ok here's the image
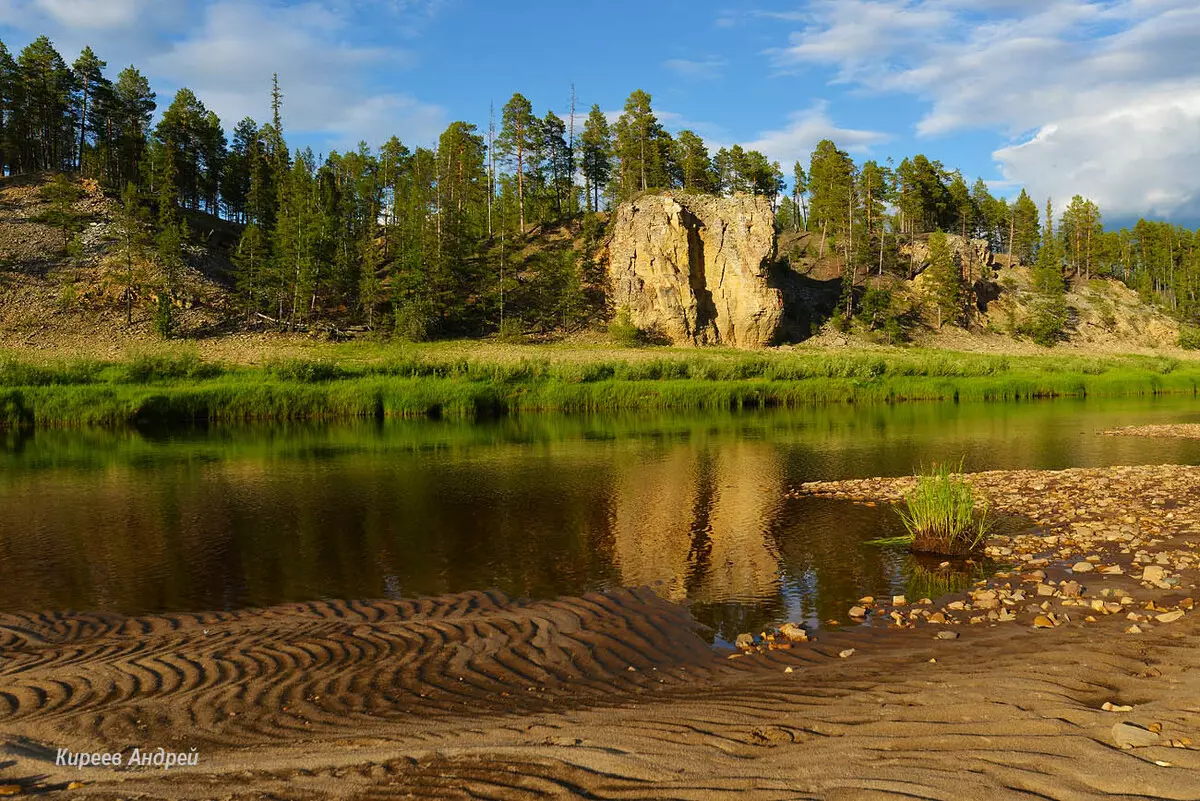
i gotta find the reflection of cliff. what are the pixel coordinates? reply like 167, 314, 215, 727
611, 443, 784, 605
610, 449, 699, 601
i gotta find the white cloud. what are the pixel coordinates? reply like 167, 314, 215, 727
33, 0, 149, 28
0, 0, 446, 150
745, 101, 889, 167
664, 57, 727, 80
766, 0, 1200, 221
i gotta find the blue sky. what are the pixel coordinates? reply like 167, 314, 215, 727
2, 0, 1198, 226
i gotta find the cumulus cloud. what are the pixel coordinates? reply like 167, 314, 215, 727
32, 0, 150, 28
0, 0, 447, 150
765, 0, 1200, 221
744, 101, 889, 167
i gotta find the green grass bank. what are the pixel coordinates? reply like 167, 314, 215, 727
2, 345, 1198, 429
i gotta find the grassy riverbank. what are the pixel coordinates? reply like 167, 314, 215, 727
2, 344, 1198, 428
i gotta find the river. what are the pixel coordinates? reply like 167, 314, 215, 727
2, 396, 1198, 642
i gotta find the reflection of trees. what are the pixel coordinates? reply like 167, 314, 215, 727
768, 498, 904, 627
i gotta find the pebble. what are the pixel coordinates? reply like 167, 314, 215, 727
778, 622, 808, 642
1072, 562, 1095, 573
1143, 565, 1166, 583
1112, 721, 1161, 748
1102, 702, 1134, 712
892, 595, 907, 606
848, 606, 867, 618
838, 649, 856, 658
1155, 610, 1185, 623
935, 631, 959, 640
735, 633, 754, 650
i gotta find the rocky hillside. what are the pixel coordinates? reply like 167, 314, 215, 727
0, 175, 1185, 354
0, 173, 237, 349
598, 191, 1183, 352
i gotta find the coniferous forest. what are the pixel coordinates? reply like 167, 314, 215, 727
3, 34, 1199, 342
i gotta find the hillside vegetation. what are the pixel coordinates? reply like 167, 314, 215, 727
1, 32, 1198, 358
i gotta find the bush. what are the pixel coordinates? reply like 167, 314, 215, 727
1179, 326, 1200, 351
393, 302, 434, 342
894, 461, 991, 555
264, 358, 347, 383
498, 317, 526, 343
1020, 298, 1068, 347
119, 351, 223, 382
154, 292, 174, 339
609, 307, 644, 347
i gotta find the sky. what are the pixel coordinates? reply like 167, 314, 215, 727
1, 0, 1198, 227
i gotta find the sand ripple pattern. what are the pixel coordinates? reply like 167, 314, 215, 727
0, 587, 716, 751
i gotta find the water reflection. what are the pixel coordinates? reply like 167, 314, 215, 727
1, 396, 1199, 639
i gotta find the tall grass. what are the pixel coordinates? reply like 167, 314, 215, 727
891, 461, 992, 555
1, 345, 1199, 429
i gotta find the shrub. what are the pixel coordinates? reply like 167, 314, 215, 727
393, 302, 434, 342
264, 358, 346, 383
609, 307, 643, 347
1179, 326, 1200, 351
119, 351, 223, 382
893, 461, 991, 555
498, 317, 526, 343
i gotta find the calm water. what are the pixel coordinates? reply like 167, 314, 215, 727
2, 396, 1199, 642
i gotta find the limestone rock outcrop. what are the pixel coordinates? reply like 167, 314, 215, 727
900, 234, 995, 280
603, 193, 783, 347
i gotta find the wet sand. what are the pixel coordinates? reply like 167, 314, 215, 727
2, 464, 1200, 799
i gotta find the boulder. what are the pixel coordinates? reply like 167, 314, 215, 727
603, 193, 783, 347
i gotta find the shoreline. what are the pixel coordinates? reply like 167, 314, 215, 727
1, 462, 1199, 798
3, 346, 1199, 429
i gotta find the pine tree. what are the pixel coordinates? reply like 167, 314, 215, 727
947, 171, 974, 242
808, 139, 854, 261
613, 89, 671, 200
14, 36, 75, 172
0, 41, 14, 173
233, 222, 267, 318
112, 182, 150, 325
71, 46, 106, 172
1027, 197, 1067, 345
579, 104, 611, 213
1011, 189, 1040, 265
791, 161, 808, 231
925, 230, 961, 328
40, 172, 83, 249
111, 66, 155, 188
674, 129, 713, 192
497, 93, 537, 232
542, 111, 571, 217
859, 160, 893, 275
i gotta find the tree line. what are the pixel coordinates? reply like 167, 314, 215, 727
2, 33, 1198, 343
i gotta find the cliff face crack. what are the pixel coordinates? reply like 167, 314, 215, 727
683, 207, 718, 344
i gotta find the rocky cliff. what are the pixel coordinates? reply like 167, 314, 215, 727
603, 193, 784, 348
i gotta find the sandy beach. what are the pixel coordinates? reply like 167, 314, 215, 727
2, 463, 1199, 799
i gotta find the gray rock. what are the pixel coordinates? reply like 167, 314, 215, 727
1112, 721, 1160, 748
